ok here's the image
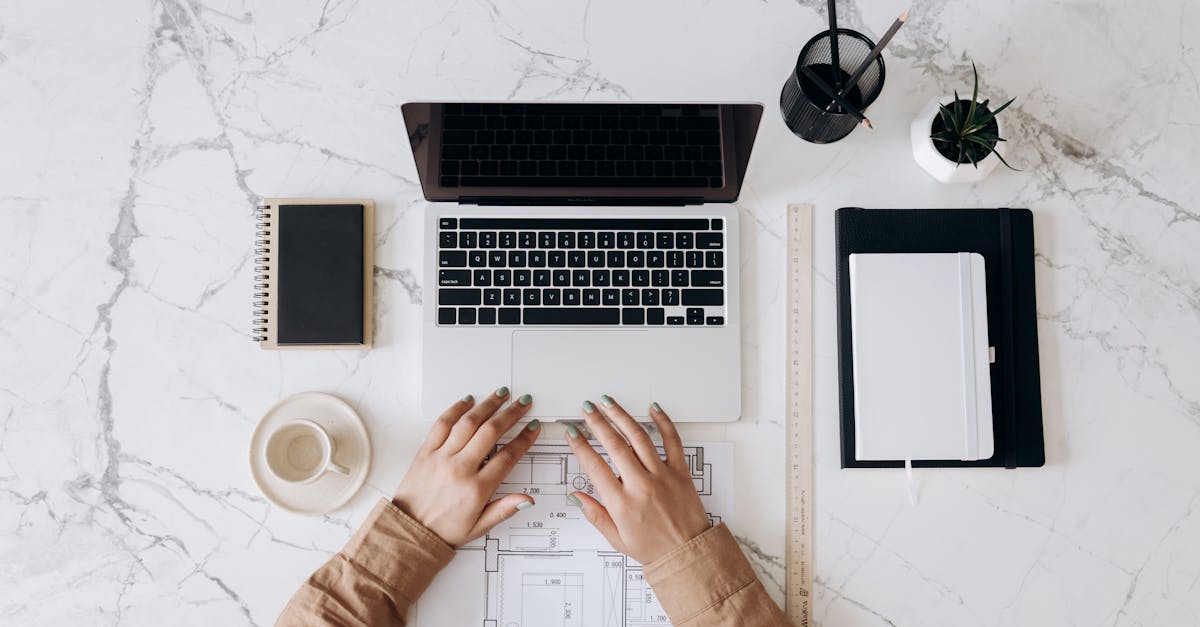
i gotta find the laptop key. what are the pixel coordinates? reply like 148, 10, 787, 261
529, 250, 546, 267
503, 289, 521, 306
613, 270, 630, 286
705, 251, 723, 268
587, 251, 605, 267
514, 270, 531, 286
469, 251, 486, 267
637, 232, 654, 248
568, 251, 585, 267
632, 270, 650, 287
667, 315, 685, 325
663, 289, 680, 306
617, 232, 635, 249
602, 289, 620, 305
647, 307, 665, 325
583, 289, 600, 305
440, 232, 457, 248
647, 251, 665, 267
572, 270, 590, 286
439, 289, 482, 305
676, 232, 694, 249
651, 270, 669, 287
563, 289, 581, 306
691, 270, 723, 287
682, 289, 723, 305
480, 232, 497, 248
622, 289, 639, 306
478, 307, 497, 324
499, 232, 516, 248
438, 307, 456, 324
539, 232, 556, 248
473, 270, 492, 286
558, 232, 576, 249
598, 232, 615, 248
439, 270, 471, 286
519, 231, 536, 248
578, 232, 596, 248
499, 308, 521, 324
548, 251, 566, 267
552, 270, 570, 286
667, 251, 684, 267
543, 289, 562, 305
686, 252, 703, 268
592, 270, 611, 286
489, 251, 506, 267
533, 270, 551, 286
460, 231, 477, 247
508, 251, 527, 267
439, 218, 458, 229
670, 270, 689, 286
627, 251, 645, 268
622, 308, 645, 325
524, 289, 540, 305
607, 251, 625, 267
440, 251, 467, 267
706, 316, 725, 325
642, 289, 660, 306
696, 233, 723, 249
483, 288, 501, 305
687, 307, 704, 325
523, 308, 620, 325
458, 308, 477, 324
494, 270, 513, 286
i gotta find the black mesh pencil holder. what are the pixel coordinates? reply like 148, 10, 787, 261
780, 29, 886, 143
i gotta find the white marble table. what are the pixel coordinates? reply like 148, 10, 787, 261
3, 1, 1199, 625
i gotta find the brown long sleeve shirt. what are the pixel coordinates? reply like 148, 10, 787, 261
277, 499, 790, 626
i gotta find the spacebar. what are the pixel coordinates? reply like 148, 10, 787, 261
522, 308, 621, 325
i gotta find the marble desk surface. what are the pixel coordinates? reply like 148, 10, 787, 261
2, 1, 1199, 625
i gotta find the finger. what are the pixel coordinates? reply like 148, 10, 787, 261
649, 401, 688, 471
570, 491, 628, 554
443, 386, 510, 453
597, 395, 661, 470
466, 493, 534, 542
480, 417, 542, 484
461, 393, 535, 462
581, 400, 646, 477
564, 421, 623, 497
422, 394, 476, 453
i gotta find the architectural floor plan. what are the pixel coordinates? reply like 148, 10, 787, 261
415, 440, 734, 627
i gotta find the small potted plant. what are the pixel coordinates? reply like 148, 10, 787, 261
910, 63, 1017, 183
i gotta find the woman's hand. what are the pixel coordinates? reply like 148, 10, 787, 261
392, 387, 542, 547
564, 396, 712, 564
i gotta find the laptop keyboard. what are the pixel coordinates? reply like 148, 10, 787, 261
438, 103, 725, 189
437, 217, 727, 327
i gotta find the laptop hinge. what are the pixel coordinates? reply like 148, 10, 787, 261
461, 196, 704, 206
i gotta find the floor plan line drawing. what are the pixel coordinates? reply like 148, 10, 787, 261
415, 441, 734, 627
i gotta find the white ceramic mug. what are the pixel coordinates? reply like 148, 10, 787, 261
265, 419, 350, 483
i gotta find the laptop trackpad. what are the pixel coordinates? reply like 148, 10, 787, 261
512, 330, 652, 419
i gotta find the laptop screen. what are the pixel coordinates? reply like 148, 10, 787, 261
402, 102, 762, 204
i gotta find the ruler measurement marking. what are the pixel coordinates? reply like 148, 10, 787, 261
785, 203, 814, 627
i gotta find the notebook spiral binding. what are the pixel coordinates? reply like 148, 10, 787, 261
252, 203, 271, 342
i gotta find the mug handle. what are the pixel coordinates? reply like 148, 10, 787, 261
328, 460, 351, 476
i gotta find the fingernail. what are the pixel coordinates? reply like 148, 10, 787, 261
565, 423, 580, 439
651, 401, 661, 412
495, 386, 510, 398
519, 393, 533, 406
462, 394, 474, 403
526, 419, 541, 431
516, 501, 534, 511
566, 494, 582, 507
600, 394, 614, 407
581, 400, 596, 414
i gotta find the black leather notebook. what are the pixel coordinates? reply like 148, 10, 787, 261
253, 199, 374, 349
835, 207, 1045, 468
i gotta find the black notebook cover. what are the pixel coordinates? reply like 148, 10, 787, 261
276, 204, 365, 344
836, 208, 1045, 469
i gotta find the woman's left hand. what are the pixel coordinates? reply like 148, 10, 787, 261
391, 387, 542, 547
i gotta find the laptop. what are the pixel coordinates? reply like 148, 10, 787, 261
402, 102, 763, 422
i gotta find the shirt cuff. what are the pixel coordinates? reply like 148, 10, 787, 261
340, 498, 457, 604
643, 523, 758, 623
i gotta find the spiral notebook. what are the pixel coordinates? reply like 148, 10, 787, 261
253, 198, 374, 350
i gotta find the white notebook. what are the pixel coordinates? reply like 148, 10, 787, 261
849, 253, 994, 461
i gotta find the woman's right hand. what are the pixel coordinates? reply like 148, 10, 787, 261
563, 396, 712, 564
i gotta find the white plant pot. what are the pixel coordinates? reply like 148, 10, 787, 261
910, 95, 1006, 184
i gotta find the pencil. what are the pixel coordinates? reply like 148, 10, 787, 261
839, 10, 908, 99
827, 0, 842, 91
801, 65, 873, 128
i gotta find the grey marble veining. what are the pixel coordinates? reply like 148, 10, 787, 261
1, 0, 1198, 625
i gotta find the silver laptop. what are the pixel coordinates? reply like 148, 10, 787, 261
402, 102, 763, 422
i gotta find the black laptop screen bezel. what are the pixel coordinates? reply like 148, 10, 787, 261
402, 102, 763, 204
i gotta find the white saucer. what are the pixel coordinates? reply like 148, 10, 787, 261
250, 392, 372, 515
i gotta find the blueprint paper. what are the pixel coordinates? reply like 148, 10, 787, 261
414, 440, 734, 627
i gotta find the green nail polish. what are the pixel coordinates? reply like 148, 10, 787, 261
600, 394, 614, 407
651, 401, 661, 412
462, 394, 474, 403
581, 400, 596, 414
565, 423, 580, 439
516, 500, 534, 511
566, 494, 582, 507
519, 393, 533, 406
496, 386, 510, 398
526, 419, 541, 431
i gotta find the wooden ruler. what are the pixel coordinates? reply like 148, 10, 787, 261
785, 203, 815, 626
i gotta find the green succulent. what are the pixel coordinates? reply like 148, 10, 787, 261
932, 63, 1018, 170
